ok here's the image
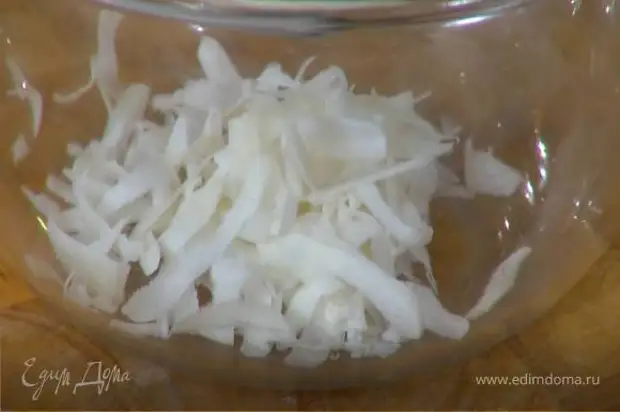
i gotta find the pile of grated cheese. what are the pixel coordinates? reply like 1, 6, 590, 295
21, 11, 531, 367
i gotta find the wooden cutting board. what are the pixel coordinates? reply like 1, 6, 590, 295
2, 244, 620, 410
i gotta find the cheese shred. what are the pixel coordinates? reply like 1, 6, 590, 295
22, 12, 529, 368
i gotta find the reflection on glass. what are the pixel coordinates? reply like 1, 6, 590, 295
535, 132, 550, 190
524, 179, 535, 205
503, 217, 511, 232
36, 216, 48, 232
444, 15, 490, 28
190, 24, 205, 33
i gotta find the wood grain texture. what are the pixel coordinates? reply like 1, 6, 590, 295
2, 247, 620, 410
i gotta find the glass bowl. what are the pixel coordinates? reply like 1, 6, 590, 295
1, 0, 620, 390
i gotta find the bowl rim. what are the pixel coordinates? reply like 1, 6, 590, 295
91, 0, 536, 35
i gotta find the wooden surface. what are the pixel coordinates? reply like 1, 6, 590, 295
3, 246, 620, 410
2, 0, 620, 410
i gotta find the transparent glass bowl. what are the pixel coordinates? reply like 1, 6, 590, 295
1, 0, 620, 390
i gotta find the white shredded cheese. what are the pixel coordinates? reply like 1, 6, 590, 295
53, 78, 96, 104
5, 57, 43, 138
110, 319, 166, 338
11, 134, 29, 164
411, 282, 469, 339
93, 10, 125, 111
22, 187, 61, 219
139, 232, 161, 275
25, 19, 532, 368
258, 233, 423, 339
170, 285, 200, 325
464, 140, 524, 197
174, 301, 296, 343
466, 246, 532, 320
